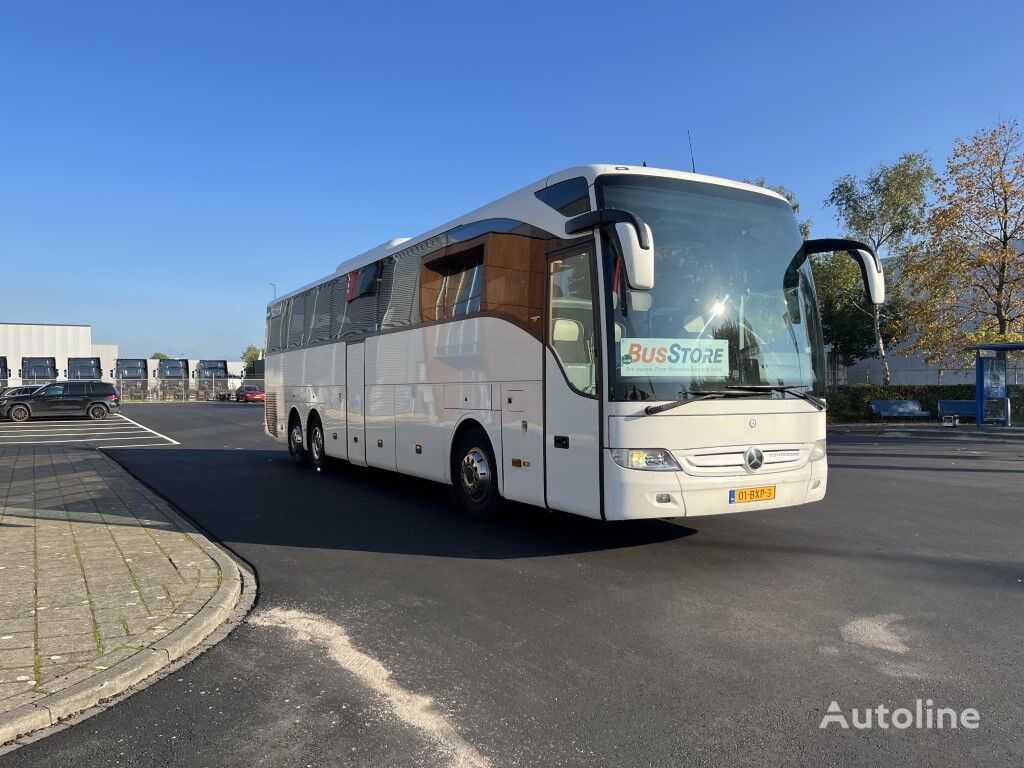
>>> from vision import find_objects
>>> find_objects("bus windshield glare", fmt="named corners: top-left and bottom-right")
top-left (597, 175), bottom-right (824, 402)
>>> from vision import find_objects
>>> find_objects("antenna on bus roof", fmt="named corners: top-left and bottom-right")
top-left (688, 130), bottom-right (696, 173)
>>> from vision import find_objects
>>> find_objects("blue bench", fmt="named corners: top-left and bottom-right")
top-left (938, 400), bottom-right (976, 421)
top-left (869, 399), bottom-right (931, 419)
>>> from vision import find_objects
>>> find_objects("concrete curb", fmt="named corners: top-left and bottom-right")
top-left (0, 465), bottom-right (248, 748)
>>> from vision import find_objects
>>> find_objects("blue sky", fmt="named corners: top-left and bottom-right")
top-left (1, 1), bottom-right (1020, 359)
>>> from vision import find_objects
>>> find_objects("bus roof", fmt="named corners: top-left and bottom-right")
top-left (271, 165), bottom-right (789, 307)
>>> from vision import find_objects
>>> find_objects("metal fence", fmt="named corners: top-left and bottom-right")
top-left (0, 377), bottom-right (267, 403)
top-left (113, 377), bottom-right (266, 403)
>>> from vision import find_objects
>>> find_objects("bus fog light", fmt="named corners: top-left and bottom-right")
top-left (809, 439), bottom-right (827, 461)
top-left (610, 448), bottom-right (681, 471)
top-left (655, 493), bottom-right (672, 504)
top-left (810, 479), bottom-right (821, 490)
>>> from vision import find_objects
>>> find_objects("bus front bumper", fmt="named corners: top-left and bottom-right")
top-left (602, 451), bottom-right (827, 520)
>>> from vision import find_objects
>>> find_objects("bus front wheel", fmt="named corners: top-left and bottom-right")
top-left (452, 427), bottom-right (501, 520)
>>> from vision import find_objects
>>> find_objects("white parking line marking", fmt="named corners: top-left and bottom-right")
top-left (0, 428), bottom-right (145, 437)
top-left (251, 608), bottom-right (491, 768)
top-left (0, 413), bottom-right (176, 448)
top-left (115, 414), bottom-right (180, 445)
top-left (0, 435), bottom-right (159, 445)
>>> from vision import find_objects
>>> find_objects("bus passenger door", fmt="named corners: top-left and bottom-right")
top-left (544, 243), bottom-right (602, 519)
top-left (346, 343), bottom-right (366, 466)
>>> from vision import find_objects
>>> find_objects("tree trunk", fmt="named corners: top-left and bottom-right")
top-left (873, 303), bottom-right (891, 385)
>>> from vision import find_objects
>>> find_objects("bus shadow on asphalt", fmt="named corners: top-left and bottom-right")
top-left (101, 447), bottom-right (699, 559)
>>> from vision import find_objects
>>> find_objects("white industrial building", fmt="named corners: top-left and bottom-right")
top-left (0, 323), bottom-right (244, 386)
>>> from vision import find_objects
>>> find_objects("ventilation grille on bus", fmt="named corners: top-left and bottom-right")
top-left (265, 393), bottom-right (278, 434)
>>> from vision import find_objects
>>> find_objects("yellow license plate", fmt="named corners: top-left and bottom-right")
top-left (730, 485), bottom-right (776, 504)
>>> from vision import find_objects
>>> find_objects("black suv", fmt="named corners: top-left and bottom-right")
top-left (1, 381), bottom-right (121, 422)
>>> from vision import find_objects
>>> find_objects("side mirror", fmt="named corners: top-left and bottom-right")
top-left (800, 238), bottom-right (885, 305)
top-left (614, 222), bottom-right (654, 291)
top-left (565, 208), bottom-right (655, 290)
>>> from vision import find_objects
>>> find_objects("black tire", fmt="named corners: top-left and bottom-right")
top-left (308, 416), bottom-right (326, 473)
top-left (451, 426), bottom-right (502, 520)
top-left (288, 416), bottom-right (309, 467)
top-left (9, 404), bottom-right (30, 423)
top-left (87, 403), bottom-right (108, 421)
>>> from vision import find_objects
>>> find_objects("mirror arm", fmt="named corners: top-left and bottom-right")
top-left (564, 209), bottom-right (651, 249)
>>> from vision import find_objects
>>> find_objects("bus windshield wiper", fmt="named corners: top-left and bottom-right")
top-left (643, 389), bottom-right (766, 416)
top-left (723, 385), bottom-right (826, 411)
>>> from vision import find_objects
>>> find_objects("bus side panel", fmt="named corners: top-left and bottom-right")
top-left (346, 343), bottom-right (366, 466)
top-left (303, 343), bottom-right (335, 451)
top-left (364, 336), bottom-right (397, 470)
top-left (264, 352), bottom-right (285, 443)
top-left (499, 381), bottom-right (544, 506)
top-left (323, 342), bottom-right (347, 461)
top-left (283, 348), bottom-right (304, 430)
top-left (395, 383), bottom-right (446, 481)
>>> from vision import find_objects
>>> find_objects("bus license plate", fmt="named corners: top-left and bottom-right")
top-left (729, 485), bottom-right (776, 504)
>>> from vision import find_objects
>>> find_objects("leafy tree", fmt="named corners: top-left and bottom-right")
top-left (241, 344), bottom-right (262, 366)
top-left (150, 352), bottom-right (169, 360)
top-left (809, 251), bottom-right (912, 381)
top-left (824, 152), bottom-right (935, 383)
top-left (904, 120), bottom-right (1024, 365)
top-left (744, 177), bottom-right (812, 238)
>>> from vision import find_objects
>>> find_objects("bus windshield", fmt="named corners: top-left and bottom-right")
top-left (597, 175), bottom-right (824, 402)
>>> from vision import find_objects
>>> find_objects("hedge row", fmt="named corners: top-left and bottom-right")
top-left (824, 384), bottom-right (1024, 423)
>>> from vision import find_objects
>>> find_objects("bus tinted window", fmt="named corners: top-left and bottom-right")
top-left (287, 293), bottom-right (307, 349)
top-left (483, 232), bottom-right (546, 337)
top-left (308, 283), bottom-right (332, 344)
top-left (535, 176), bottom-right (591, 217)
top-left (381, 253), bottom-right (421, 329)
top-left (329, 278), bottom-right (348, 339)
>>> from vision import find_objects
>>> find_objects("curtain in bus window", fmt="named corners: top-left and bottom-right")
top-left (329, 278), bottom-right (348, 339)
top-left (381, 253), bottom-right (421, 329)
top-left (344, 264), bottom-right (379, 337)
top-left (483, 232), bottom-right (545, 337)
top-left (287, 294), bottom-right (307, 349)
top-left (267, 301), bottom-right (285, 352)
top-left (375, 258), bottom-right (395, 329)
top-left (308, 283), bottom-right (332, 344)
top-left (447, 246), bottom-right (484, 317)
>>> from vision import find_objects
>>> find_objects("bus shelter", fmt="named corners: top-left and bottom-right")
top-left (967, 342), bottom-right (1024, 426)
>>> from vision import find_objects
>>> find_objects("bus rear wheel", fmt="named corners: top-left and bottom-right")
top-left (452, 427), bottom-right (501, 520)
top-left (308, 416), bottom-right (325, 473)
top-left (289, 417), bottom-right (309, 467)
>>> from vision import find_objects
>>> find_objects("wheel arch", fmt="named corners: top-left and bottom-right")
top-left (448, 415), bottom-right (503, 496)
top-left (288, 407), bottom-right (303, 448)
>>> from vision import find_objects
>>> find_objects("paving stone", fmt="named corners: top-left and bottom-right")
top-left (0, 445), bottom-right (226, 722)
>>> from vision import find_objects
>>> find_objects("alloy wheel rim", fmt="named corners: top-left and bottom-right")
top-left (290, 424), bottom-right (303, 454)
top-left (460, 447), bottom-right (491, 502)
top-left (312, 428), bottom-right (323, 465)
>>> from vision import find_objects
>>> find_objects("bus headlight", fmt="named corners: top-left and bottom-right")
top-left (610, 448), bottom-right (681, 471)
top-left (809, 439), bottom-right (827, 461)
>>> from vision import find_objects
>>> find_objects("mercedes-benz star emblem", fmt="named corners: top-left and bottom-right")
top-left (743, 447), bottom-right (764, 472)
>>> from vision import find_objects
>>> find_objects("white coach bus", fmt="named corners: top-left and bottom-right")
top-left (263, 165), bottom-right (883, 520)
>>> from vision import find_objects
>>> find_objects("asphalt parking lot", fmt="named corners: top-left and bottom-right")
top-left (3, 403), bottom-right (1022, 767)
top-left (0, 412), bottom-right (178, 449)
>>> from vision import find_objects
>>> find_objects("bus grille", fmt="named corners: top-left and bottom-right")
top-left (265, 393), bottom-right (278, 434)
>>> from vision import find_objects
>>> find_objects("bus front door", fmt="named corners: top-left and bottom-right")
top-left (544, 243), bottom-right (602, 519)
top-left (346, 343), bottom-right (366, 467)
